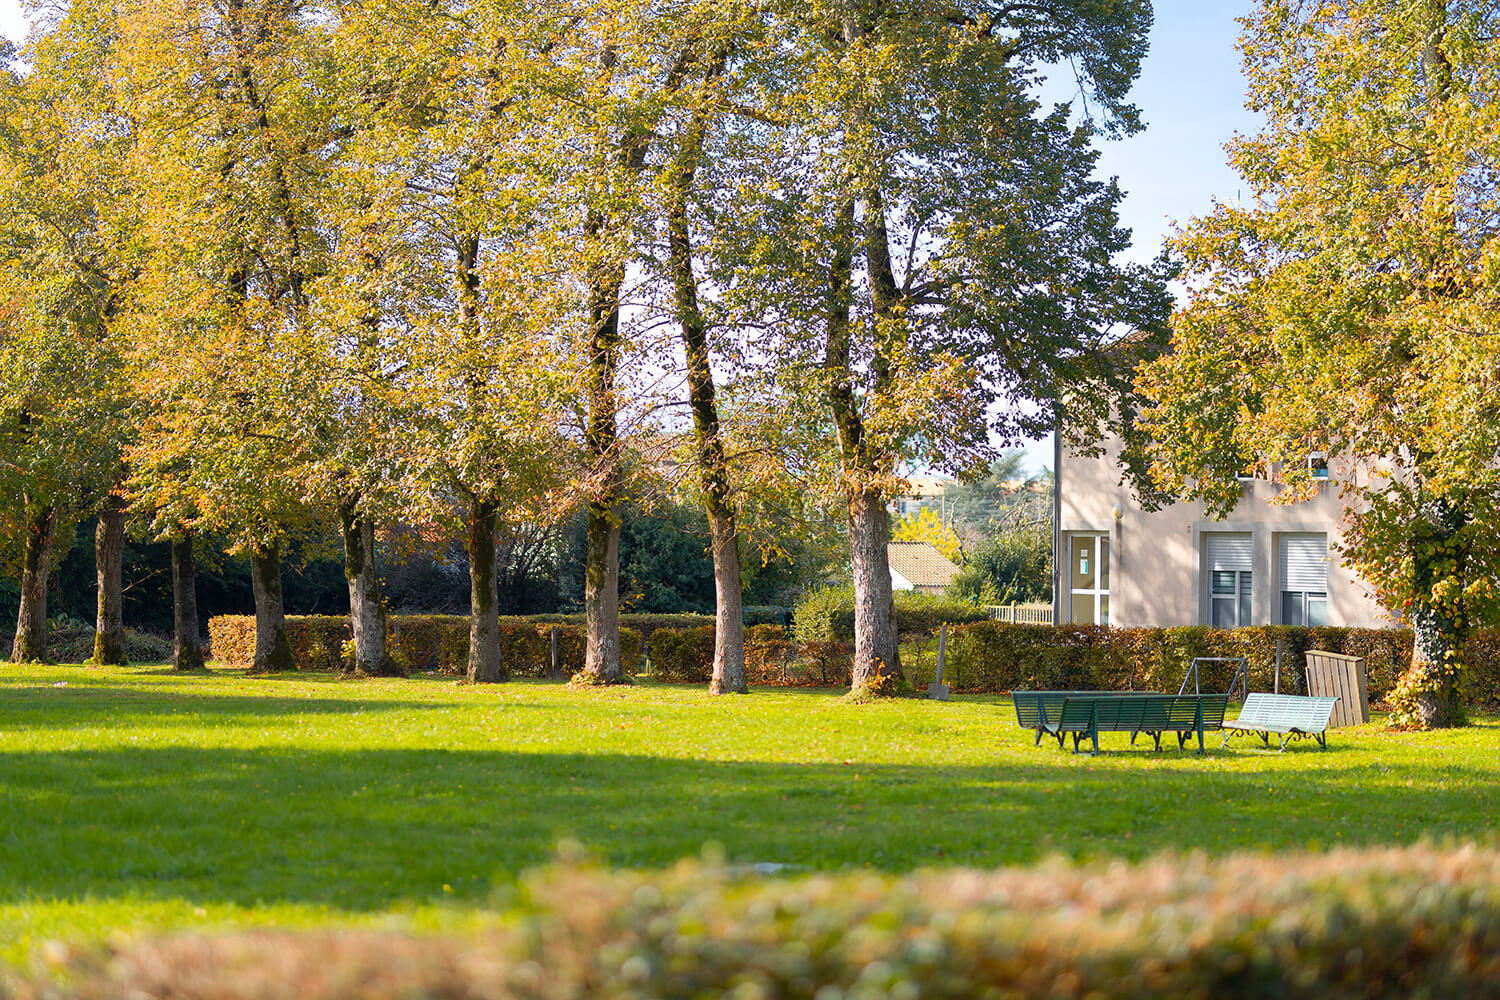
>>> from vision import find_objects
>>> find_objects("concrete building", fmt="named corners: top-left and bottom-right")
top-left (1054, 435), bottom-right (1389, 628)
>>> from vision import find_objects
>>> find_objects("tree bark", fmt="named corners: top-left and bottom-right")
top-left (707, 509), bottom-right (747, 694)
top-left (583, 499), bottom-right (622, 682)
top-left (9, 505), bottom-right (56, 664)
top-left (466, 498), bottom-right (505, 683)
top-left (248, 540), bottom-right (294, 673)
top-left (92, 492), bottom-right (128, 665)
top-left (849, 488), bottom-right (901, 690)
top-left (171, 533), bottom-right (204, 671)
top-left (339, 502), bottom-right (394, 676)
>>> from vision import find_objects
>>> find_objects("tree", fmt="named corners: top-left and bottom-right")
top-left (0, 23), bottom-right (135, 665)
top-left (1136, 0), bottom-right (1500, 729)
top-left (121, 0), bottom-right (410, 676)
top-left (709, 0), bottom-right (1169, 693)
top-left (340, 0), bottom-right (583, 684)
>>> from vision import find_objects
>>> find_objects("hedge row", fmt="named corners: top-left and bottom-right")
top-left (902, 623), bottom-right (1428, 703)
top-left (210, 614), bottom-right (1500, 704)
top-left (207, 615), bottom-right (642, 677)
top-left (28, 846), bottom-right (1500, 999)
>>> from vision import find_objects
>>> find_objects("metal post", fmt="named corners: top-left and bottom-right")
top-left (551, 626), bottom-right (560, 679)
top-left (1274, 635), bottom-right (1283, 695)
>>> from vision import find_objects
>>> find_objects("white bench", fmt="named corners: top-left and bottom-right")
top-left (1222, 693), bottom-right (1341, 751)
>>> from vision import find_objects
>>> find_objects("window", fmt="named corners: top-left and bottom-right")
top-left (1279, 533), bottom-right (1328, 626)
top-left (1068, 534), bottom-right (1110, 625)
top-left (1205, 533), bottom-right (1253, 627)
top-left (1308, 453), bottom-right (1329, 480)
top-left (1211, 570), bottom-right (1252, 627)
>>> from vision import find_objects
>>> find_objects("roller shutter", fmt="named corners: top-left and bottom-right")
top-left (1279, 534), bottom-right (1328, 591)
top-left (1206, 533), bottom-right (1253, 573)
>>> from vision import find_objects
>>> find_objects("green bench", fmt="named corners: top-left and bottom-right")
top-left (1011, 690), bottom-right (1158, 730)
top-left (1029, 693), bottom-right (1230, 755)
top-left (1222, 693), bottom-right (1341, 751)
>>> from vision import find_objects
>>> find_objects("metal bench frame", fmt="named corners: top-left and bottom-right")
top-left (1221, 693), bottom-right (1341, 751)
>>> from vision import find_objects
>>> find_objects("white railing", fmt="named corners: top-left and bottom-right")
top-left (985, 604), bottom-right (1053, 624)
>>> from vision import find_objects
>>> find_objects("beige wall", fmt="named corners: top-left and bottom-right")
top-left (1056, 439), bottom-right (1389, 628)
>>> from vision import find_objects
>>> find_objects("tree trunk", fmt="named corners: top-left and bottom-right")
top-left (707, 509), bottom-right (747, 694)
top-left (580, 248), bottom-right (624, 685)
top-left (583, 500), bottom-right (622, 682)
top-left (92, 493), bottom-right (128, 666)
top-left (248, 540), bottom-right (294, 673)
top-left (340, 502), bottom-right (394, 676)
top-left (849, 488), bottom-right (902, 691)
top-left (171, 533), bottom-right (204, 671)
top-left (466, 498), bottom-right (505, 683)
top-left (9, 505), bottom-right (56, 664)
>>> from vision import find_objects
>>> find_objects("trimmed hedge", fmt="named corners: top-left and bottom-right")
top-left (792, 585), bottom-right (989, 643)
top-left (207, 615), bottom-right (1500, 702)
top-left (29, 846), bottom-right (1500, 999)
top-left (892, 622), bottom-right (1500, 705)
top-left (207, 615), bottom-right (643, 677)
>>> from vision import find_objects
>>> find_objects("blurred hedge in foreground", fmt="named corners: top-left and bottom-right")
top-left (27, 845), bottom-right (1500, 999)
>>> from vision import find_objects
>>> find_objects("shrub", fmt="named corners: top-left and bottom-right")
top-left (30, 846), bottom-right (1500, 1000)
top-left (792, 585), bottom-right (988, 643)
top-left (647, 625), bottom-right (715, 682)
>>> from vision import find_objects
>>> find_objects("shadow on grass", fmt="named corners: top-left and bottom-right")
top-left (0, 742), bottom-right (1493, 913)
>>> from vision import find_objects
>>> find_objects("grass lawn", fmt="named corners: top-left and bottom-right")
top-left (1, 662), bottom-right (1496, 967)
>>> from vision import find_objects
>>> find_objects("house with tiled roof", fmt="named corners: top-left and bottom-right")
top-left (887, 541), bottom-right (962, 595)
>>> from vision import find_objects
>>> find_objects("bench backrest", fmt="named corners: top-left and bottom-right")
top-left (1304, 651), bottom-right (1369, 727)
top-left (1237, 693), bottom-right (1340, 731)
top-left (1014, 690), bottom-right (1156, 728)
top-left (1053, 694), bottom-right (1227, 732)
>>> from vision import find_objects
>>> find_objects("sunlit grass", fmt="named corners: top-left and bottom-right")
top-left (1, 662), bottom-right (1496, 967)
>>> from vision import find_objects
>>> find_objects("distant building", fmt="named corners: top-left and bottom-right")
top-left (892, 475), bottom-right (956, 517)
top-left (1054, 434), bottom-right (1388, 628)
top-left (887, 541), bottom-right (962, 595)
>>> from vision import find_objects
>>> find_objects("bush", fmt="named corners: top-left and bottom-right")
top-left (30, 846), bottom-right (1500, 1000)
top-left (791, 585), bottom-right (988, 643)
top-left (647, 625), bottom-right (715, 682)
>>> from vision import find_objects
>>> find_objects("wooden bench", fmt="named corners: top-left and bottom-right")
top-left (1222, 693), bottom-right (1340, 751)
top-left (1012, 690), bottom-right (1157, 730)
top-left (1031, 693), bottom-right (1229, 755)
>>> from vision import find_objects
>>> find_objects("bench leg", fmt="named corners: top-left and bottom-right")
top-left (1317, 732), bottom-right (1327, 750)
top-left (1034, 727), bottom-right (1044, 746)
top-left (1197, 724), bottom-right (1205, 754)
top-left (1152, 731), bottom-right (1163, 751)
top-left (1090, 728), bottom-right (1099, 755)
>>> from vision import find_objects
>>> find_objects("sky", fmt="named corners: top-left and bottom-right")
top-left (0, 0), bottom-right (1261, 473)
